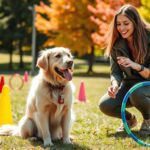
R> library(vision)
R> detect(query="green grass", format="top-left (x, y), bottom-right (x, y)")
top-left (0, 53), bottom-right (149, 150)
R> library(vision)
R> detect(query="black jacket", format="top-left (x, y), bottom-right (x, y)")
top-left (110, 30), bottom-right (150, 86)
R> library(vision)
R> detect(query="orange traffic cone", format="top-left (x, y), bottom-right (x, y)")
top-left (0, 75), bottom-right (5, 93)
top-left (78, 81), bottom-right (87, 102)
top-left (0, 85), bottom-right (13, 126)
top-left (23, 71), bottom-right (28, 82)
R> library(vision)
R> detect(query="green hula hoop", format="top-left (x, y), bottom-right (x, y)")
top-left (121, 81), bottom-right (150, 147)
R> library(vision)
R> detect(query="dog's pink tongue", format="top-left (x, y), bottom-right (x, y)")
top-left (64, 69), bottom-right (72, 81)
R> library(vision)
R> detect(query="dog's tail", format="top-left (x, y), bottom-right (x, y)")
top-left (0, 125), bottom-right (19, 136)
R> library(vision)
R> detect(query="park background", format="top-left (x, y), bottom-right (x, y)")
top-left (0, 0), bottom-right (150, 149)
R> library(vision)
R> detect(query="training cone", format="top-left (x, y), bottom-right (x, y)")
top-left (0, 75), bottom-right (5, 93)
top-left (78, 81), bottom-right (87, 102)
top-left (24, 71), bottom-right (28, 82)
top-left (0, 85), bottom-right (13, 126)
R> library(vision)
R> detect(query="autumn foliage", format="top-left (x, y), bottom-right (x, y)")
top-left (139, 0), bottom-right (150, 23)
top-left (35, 0), bottom-right (96, 56)
top-left (87, 0), bottom-right (125, 48)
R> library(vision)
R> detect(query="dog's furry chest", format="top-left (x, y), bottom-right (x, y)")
top-left (47, 101), bottom-right (67, 119)
top-left (51, 90), bottom-right (64, 102)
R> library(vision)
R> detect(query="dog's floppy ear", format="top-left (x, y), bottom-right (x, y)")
top-left (36, 52), bottom-right (49, 71)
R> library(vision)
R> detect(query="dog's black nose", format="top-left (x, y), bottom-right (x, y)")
top-left (67, 60), bottom-right (73, 68)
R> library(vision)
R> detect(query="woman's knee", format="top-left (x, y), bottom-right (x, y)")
top-left (99, 97), bottom-right (107, 113)
top-left (99, 94), bottom-right (113, 115)
top-left (130, 87), bottom-right (150, 110)
top-left (130, 88), bottom-right (145, 103)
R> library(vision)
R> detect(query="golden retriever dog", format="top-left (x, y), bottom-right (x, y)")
top-left (0, 47), bottom-right (75, 147)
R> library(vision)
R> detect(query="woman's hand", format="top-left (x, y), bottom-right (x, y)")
top-left (108, 84), bottom-right (119, 99)
top-left (117, 56), bottom-right (141, 70)
top-left (117, 56), bottom-right (150, 79)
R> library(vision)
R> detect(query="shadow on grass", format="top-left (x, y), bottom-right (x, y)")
top-left (0, 62), bottom-right (38, 75)
top-left (0, 62), bottom-right (110, 78)
top-left (29, 138), bottom-right (90, 150)
top-left (107, 130), bottom-right (150, 142)
top-left (74, 72), bottom-right (110, 78)
top-left (74, 61), bottom-right (109, 69)
top-left (107, 131), bottom-right (128, 138)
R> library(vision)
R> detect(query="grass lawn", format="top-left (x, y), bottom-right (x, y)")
top-left (0, 53), bottom-right (149, 150)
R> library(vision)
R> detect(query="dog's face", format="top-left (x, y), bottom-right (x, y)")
top-left (37, 47), bottom-right (74, 84)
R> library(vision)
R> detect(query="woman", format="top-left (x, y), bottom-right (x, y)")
top-left (99, 4), bottom-right (150, 134)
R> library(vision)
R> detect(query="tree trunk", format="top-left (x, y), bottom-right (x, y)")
top-left (19, 39), bottom-right (24, 68)
top-left (9, 41), bottom-right (13, 69)
top-left (87, 45), bottom-right (95, 74)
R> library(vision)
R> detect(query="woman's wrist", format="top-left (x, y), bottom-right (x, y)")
top-left (134, 63), bottom-right (144, 72)
top-left (111, 80), bottom-right (119, 87)
top-left (137, 65), bottom-right (145, 72)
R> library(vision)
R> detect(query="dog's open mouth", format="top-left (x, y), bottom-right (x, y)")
top-left (55, 67), bottom-right (73, 81)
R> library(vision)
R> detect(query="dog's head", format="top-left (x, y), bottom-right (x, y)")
top-left (37, 47), bottom-right (74, 84)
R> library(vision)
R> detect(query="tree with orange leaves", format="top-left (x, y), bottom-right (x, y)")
top-left (35, 0), bottom-right (97, 73)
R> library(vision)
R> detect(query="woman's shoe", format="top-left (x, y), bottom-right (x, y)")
top-left (117, 115), bottom-right (137, 132)
top-left (139, 119), bottom-right (150, 135)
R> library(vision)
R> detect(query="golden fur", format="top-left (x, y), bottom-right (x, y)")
top-left (0, 47), bottom-right (75, 147)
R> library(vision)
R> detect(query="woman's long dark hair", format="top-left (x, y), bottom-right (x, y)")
top-left (106, 4), bottom-right (150, 64)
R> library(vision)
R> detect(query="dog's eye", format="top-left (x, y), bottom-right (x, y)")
top-left (67, 54), bottom-right (71, 57)
top-left (55, 54), bottom-right (61, 58)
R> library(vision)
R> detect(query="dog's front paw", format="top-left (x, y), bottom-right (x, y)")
top-left (63, 138), bottom-right (72, 144)
top-left (44, 140), bottom-right (54, 147)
